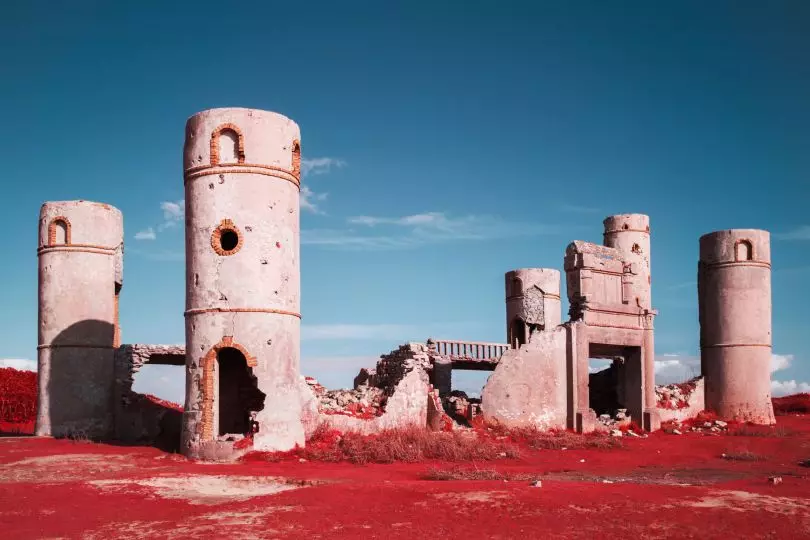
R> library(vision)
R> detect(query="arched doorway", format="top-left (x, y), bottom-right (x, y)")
top-left (216, 347), bottom-right (266, 437)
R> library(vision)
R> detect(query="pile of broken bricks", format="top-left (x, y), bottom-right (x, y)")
top-left (305, 376), bottom-right (386, 419)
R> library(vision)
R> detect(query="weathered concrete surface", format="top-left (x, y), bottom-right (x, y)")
top-left (505, 268), bottom-right (561, 348)
top-left (320, 368), bottom-right (430, 435)
top-left (182, 108), bottom-right (305, 458)
top-left (481, 327), bottom-right (568, 429)
top-left (699, 229), bottom-right (775, 424)
top-left (36, 200), bottom-right (123, 439)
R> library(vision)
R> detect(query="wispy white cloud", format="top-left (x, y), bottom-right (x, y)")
top-left (303, 324), bottom-right (418, 341)
top-left (771, 379), bottom-right (810, 397)
top-left (301, 157), bottom-right (346, 176)
top-left (134, 228), bottom-right (157, 241)
top-left (774, 226), bottom-right (810, 241)
top-left (654, 352), bottom-right (796, 386)
top-left (0, 358), bottom-right (37, 372)
top-left (135, 199), bottom-right (185, 240)
top-left (300, 186), bottom-right (329, 214)
top-left (303, 212), bottom-right (563, 250)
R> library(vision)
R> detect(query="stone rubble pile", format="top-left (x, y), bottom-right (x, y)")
top-left (596, 408), bottom-right (631, 429)
top-left (305, 376), bottom-right (385, 419)
top-left (442, 391), bottom-right (482, 425)
top-left (656, 378), bottom-right (699, 410)
top-left (666, 418), bottom-right (728, 435)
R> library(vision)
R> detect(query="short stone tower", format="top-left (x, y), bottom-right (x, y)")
top-left (505, 269), bottom-right (561, 348)
top-left (603, 213), bottom-right (652, 309)
top-left (181, 107), bottom-right (305, 459)
top-left (36, 200), bottom-right (123, 438)
top-left (698, 229), bottom-right (775, 424)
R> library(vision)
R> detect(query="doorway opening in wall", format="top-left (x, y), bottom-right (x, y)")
top-left (217, 347), bottom-right (266, 440)
top-left (588, 345), bottom-right (643, 428)
top-left (509, 318), bottom-right (526, 349)
top-left (442, 368), bottom-right (493, 427)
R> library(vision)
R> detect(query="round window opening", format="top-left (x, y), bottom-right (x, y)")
top-left (211, 219), bottom-right (243, 256)
top-left (220, 229), bottom-right (239, 252)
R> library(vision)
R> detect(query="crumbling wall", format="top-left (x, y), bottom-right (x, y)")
top-left (657, 377), bottom-right (705, 424)
top-left (113, 344), bottom-right (185, 450)
top-left (320, 368), bottom-right (430, 434)
top-left (480, 327), bottom-right (568, 429)
top-left (371, 342), bottom-right (435, 395)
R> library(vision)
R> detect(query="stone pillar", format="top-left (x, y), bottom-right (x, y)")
top-left (603, 214), bottom-right (651, 309)
top-left (699, 229), bottom-right (775, 424)
top-left (181, 107), bottom-right (305, 459)
top-left (505, 268), bottom-right (561, 347)
top-left (36, 200), bottom-right (123, 439)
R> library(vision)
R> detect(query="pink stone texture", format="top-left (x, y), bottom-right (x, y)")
top-left (699, 229), bottom-right (775, 424)
top-left (481, 326), bottom-right (568, 429)
top-left (564, 214), bottom-right (659, 432)
top-left (181, 108), bottom-right (305, 459)
top-left (36, 200), bottom-right (123, 439)
top-left (505, 268), bottom-right (561, 348)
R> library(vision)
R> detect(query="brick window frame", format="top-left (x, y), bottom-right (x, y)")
top-left (210, 123), bottom-right (246, 166)
top-left (734, 239), bottom-right (754, 261)
top-left (291, 139), bottom-right (301, 178)
top-left (211, 219), bottom-right (244, 256)
top-left (48, 216), bottom-right (72, 246)
top-left (200, 336), bottom-right (257, 441)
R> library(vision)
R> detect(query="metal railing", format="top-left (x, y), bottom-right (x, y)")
top-left (429, 339), bottom-right (509, 360)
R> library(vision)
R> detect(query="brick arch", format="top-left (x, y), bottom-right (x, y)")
top-left (734, 239), bottom-right (754, 261)
top-left (210, 123), bottom-right (246, 166)
top-left (200, 336), bottom-right (258, 441)
top-left (291, 139), bottom-right (301, 178)
top-left (47, 216), bottom-right (72, 246)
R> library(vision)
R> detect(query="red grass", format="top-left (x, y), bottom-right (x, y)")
top-left (245, 424), bottom-right (521, 464)
top-left (0, 368), bottom-right (37, 425)
top-left (773, 393), bottom-right (810, 415)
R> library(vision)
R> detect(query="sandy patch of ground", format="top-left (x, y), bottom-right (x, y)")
top-left (89, 475), bottom-right (317, 505)
top-left (684, 490), bottom-right (810, 516)
top-left (0, 454), bottom-right (139, 483)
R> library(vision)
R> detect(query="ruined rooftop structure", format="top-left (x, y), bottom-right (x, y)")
top-left (34, 107), bottom-right (777, 460)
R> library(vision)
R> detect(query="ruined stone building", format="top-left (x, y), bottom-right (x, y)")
top-left (34, 107), bottom-right (777, 460)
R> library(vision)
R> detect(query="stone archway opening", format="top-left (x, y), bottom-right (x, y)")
top-left (216, 347), bottom-right (265, 439)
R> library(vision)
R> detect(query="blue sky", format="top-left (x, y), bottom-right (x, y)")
top-left (1, 1), bottom-right (808, 402)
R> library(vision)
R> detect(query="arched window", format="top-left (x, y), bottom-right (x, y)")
top-left (291, 139), bottom-right (301, 177)
top-left (735, 239), bottom-right (753, 261)
top-left (631, 243), bottom-right (642, 254)
top-left (210, 123), bottom-right (245, 166)
top-left (511, 277), bottom-right (523, 297)
top-left (48, 217), bottom-right (71, 246)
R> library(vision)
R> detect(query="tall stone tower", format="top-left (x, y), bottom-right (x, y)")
top-left (181, 107), bottom-right (305, 459)
top-left (698, 229), bottom-right (775, 424)
top-left (602, 213), bottom-right (658, 430)
top-left (603, 214), bottom-right (652, 309)
top-left (36, 200), bottom-right (123, 439)
top-left (505, 268), bottom-right (561, 348)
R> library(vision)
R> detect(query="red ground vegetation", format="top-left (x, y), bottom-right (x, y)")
top-left (2, 415), bottom-right (810, 539)
top-left (0, 368), bottom-right (36, 424)
top-left (773, 393), bottom-right (810, 415)
top-left (245, 424), bottom-right (522, 464)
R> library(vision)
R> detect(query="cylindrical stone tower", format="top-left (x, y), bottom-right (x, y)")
top-left (505, 269), bottom-right (561, 348)
top-left (181, 107), bottom-right (305, 459)
top-left (36, 200), bottom-right (123, 439)
top-left (603, 213), bottom-right (651, 309)
top-left (698, 229), bottom-right (775, 424)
